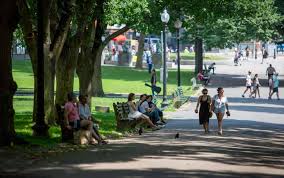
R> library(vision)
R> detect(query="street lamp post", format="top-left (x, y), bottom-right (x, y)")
top-left (174, 19), bottom-right (182, 87)
top-left (161, 9), bottom-right (170, 108)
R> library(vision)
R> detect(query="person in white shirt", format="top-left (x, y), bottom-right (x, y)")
top-left (242, 71), bottom-right (252, 97)
top-left (211, 87), bottom-right (230, 135)
top-left (78, 95), bottom-right (108, 144)
top-left (249, 74), bottom-right (261, 98)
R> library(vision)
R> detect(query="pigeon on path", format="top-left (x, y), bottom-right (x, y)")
top-left (175, 132), bottom-right (179, 139)
top-left (138, 127), bottom-right (143, 135)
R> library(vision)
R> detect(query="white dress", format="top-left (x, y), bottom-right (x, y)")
top-left (128, 101), bottom-right (143, 119)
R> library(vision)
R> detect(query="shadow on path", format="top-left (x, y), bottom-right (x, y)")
top-left (3, 119), bottom-right (283, 178)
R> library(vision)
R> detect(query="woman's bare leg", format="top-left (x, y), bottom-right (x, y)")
top-left (205, 122), bottom-right (209, 132)
top-left (140, 115), bottom-right (157, 128)
top-left (217, 113), bottom-right (224, 135)
top-left (203, 123), bottom-right (206, 132)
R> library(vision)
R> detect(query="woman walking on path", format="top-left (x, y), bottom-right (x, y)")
top-left (211, 87), bottom-right (230, 135)
top-left (195, 88), bottom-right (212, 134)
top-left (250, 74), bottom-right (261, 98)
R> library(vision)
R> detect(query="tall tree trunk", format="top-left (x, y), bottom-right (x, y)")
top-left (77, 49), bottom-right (94, 106)
top-left (18, 0), bottom-right (38, 121)
top-left (76, 23), bottom-right (94, 106)
top-left (92, 46), bottom-right (105, 96)
top-left (195, 37), bottom-right (203, 74)
top-left (44, 0), bottom-right (75, 124)
top-left (0, 0), bottom-right (19, 146)
top-left (55, 40), bottom-right (79, 106)
top-left (91, 10), bottom-right (106, 97)
top-left (135, 33), bottom-right (145, 69)
top-left (44, 55), bottom-right (56, 124)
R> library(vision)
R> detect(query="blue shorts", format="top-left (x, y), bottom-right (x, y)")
top-left (214, 108), bottom-right (225, 114)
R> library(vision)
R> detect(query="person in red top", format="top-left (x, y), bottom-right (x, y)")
top-left (197, 71), bottom-right (210, 85)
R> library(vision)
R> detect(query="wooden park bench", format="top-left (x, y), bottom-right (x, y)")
top-left (200, 63), bottom-right (216, 86)
top-left (172, 87), bottom-right (190, 108)
top-left (113, 102), bottom-right (141, 130)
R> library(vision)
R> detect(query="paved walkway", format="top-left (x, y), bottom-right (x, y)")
top-left (2, 56), bottom-right (284, 178)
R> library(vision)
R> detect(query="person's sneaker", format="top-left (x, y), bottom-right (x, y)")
top-left (156, 121), bottom-right (165, 125)
top-left (158, 125), bottom-right (165, 129)
top-left (242, 95), bottom-right (245, 98)
top-left (152, 127), bottom-right (161, 131)
top-left (161, 120), bottom-right (167, 124)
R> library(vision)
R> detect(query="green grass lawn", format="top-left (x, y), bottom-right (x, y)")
top-left (13, 59), bottom-right (195, 94)
top-left (170, 52), bottom-right (224, 61)
top-left (12, 59), bottom-right (195, 146)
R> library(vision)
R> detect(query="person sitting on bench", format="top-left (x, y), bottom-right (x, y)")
top-left (146, 95), bottom-right (166, 124)
top-left (197, 71), bottom-right (210, 85)
top-left (208, 62), bottom-right (216, 74)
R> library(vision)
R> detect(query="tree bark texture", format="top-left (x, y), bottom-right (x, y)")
top-left (45, 0), bottom-right (75, 124)
top-left (77, 49), bottom-right (94, 106)
top-left (0, 0), bottom-right (19, 146)
top-left (55, 38), bottom-right (80, 106)
top-left (135, 33), bottom-right (145, 69)
top-left (92, 46), bottom-right (105, 96)
top-left (195, 37), bottom-right (203, 74)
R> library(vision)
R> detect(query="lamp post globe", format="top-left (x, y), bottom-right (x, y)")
top-left (174, 18), bottom-right (182, 29)
top-left (161, 9), bottom-right (170, 108)
top-left (161, 9), bottom-right (170, 23)
top-left (175, 18), bottom-right (182, 87)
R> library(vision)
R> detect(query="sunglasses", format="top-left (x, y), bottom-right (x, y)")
top-left (203, 92), bottom-right (208, 94)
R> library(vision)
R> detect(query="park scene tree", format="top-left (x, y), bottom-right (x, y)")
top-left (0, 0), bottom-right (284, 177)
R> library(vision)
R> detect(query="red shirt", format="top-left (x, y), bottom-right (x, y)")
top-left (64, 102), bottom-right (80, 122)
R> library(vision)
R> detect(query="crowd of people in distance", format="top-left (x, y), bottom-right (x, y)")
top-left (242, 64), bottom-right (280, 100)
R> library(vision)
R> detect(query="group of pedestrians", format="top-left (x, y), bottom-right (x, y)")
top-left (241, 64), bottom-right (280, 100)
top-left (195, 87), bottom-right (230, 135)
top-left (241, 71), bottom-right (261, 98)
